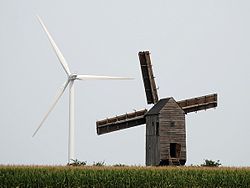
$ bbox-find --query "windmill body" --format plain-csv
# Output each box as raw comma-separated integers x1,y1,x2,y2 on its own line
33,16,132,164
145,97,186,166
96,51,218,166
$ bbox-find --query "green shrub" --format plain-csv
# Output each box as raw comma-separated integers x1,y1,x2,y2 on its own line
113,163,127,167
201,159,221,167
93,161,105,166
68,159,87,166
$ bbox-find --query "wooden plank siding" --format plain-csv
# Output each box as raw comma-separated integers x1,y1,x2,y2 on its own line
146,98,186,165
159,98,186,163
146,115,160,166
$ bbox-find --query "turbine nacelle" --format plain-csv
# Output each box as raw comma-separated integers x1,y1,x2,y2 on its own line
69,74,78,81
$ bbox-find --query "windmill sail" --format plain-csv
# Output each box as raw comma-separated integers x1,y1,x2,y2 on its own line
177,93,217,114
96,109,147,135
138,51,158,104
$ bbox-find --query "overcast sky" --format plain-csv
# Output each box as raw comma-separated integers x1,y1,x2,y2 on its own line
0,0,249,166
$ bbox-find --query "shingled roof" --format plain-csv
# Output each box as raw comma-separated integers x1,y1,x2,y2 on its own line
146,98,172,115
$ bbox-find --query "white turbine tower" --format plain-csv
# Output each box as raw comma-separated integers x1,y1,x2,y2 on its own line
33,16,132,164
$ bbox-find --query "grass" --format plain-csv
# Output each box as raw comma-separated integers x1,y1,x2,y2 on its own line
0,165,250,187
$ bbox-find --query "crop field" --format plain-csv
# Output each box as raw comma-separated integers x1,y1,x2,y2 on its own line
0,165,250,187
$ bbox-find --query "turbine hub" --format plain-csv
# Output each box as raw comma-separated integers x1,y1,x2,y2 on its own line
69,74,77,81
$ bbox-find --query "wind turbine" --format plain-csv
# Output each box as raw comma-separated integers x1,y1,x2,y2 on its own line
33,16,132,164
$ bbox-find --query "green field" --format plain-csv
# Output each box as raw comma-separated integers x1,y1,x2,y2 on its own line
0,165,250,187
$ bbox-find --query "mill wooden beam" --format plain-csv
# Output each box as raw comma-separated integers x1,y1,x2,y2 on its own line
138,51,158,104
96,109,147,135
177,93,217,114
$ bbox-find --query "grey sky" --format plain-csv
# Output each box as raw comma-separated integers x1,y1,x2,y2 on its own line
0,0,249,166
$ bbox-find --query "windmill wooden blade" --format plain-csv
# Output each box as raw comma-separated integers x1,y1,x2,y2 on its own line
138,51,158,104
96,109,147,135
177,93,217,114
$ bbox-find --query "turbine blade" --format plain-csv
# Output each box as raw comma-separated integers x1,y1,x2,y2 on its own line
32,80,70,137
76,75,134,80
37,15,71,76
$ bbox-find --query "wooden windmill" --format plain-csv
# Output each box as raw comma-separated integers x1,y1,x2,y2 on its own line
96,51,218,166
